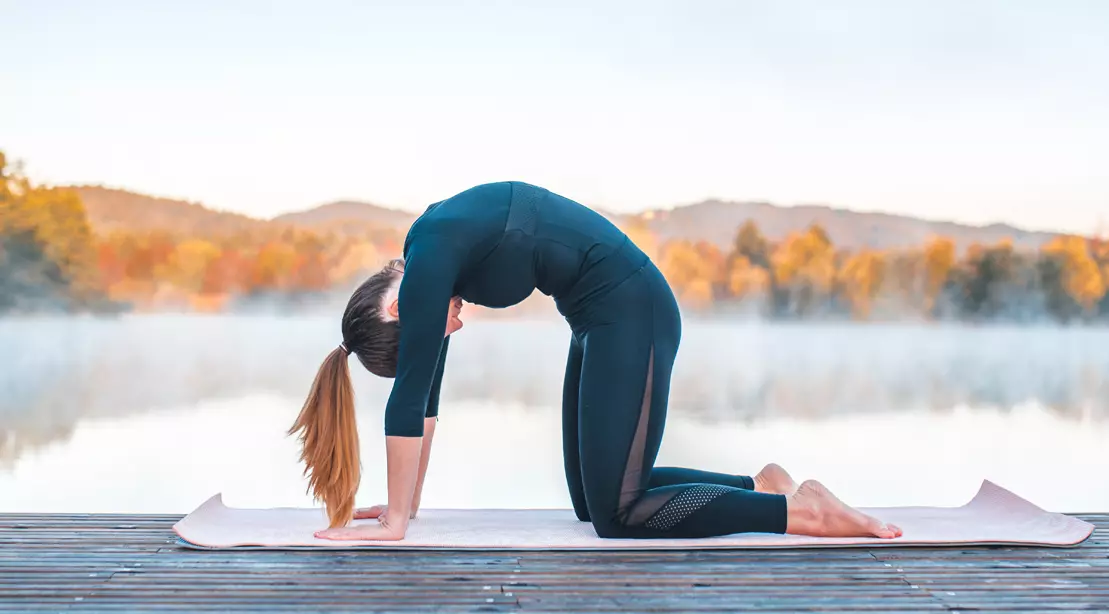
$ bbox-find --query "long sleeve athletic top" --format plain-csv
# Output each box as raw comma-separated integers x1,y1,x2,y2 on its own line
383,181,646,437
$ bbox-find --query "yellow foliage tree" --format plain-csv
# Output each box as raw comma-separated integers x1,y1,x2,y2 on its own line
1042,236,1106,313
161,239,222,294
250,242,299,291
659,240,718,308
837,249,886,319
728,255,771,298
771,224,836,315
329,240,382,286
1,152,100,310
922,237,955,313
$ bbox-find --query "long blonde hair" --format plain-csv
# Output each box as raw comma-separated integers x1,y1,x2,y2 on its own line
288,262,404,527
288,346,361,528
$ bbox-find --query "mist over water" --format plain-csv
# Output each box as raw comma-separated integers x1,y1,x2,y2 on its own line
1,313,1107,514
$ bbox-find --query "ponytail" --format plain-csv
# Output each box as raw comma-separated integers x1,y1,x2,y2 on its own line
288,346,360,528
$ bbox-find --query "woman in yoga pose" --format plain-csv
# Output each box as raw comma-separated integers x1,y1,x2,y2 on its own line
290,181,902,541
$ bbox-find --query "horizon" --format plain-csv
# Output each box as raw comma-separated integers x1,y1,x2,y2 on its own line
3,1,1107,235
63,179,1093,237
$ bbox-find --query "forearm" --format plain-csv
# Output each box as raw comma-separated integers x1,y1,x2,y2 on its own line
382,435,424,532
411,417,436,511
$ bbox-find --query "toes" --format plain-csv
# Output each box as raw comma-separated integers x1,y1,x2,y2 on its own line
870,520,902,539
773,463,796,481
796,479,819,495
800,479,825,492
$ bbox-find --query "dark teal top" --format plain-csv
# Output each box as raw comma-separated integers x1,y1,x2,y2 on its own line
385,181,646,436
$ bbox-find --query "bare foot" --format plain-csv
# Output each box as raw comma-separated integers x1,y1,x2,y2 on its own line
786,480,902,539
753,463,799,495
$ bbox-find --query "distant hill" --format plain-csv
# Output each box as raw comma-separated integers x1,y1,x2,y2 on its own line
274,200,416,229
69,185,1067,251
620,199,1061,252
73,187,413,238
272,201,416,237
74,186,274,236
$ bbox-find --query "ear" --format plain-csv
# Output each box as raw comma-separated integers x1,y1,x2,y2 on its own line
381,274,402,322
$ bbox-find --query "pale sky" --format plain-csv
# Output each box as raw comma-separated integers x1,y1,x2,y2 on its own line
2,0,1107,234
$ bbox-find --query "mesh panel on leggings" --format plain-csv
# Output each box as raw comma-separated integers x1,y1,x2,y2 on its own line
643,484,732,531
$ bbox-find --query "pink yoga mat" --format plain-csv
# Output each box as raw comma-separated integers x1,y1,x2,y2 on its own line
173,480,1093,550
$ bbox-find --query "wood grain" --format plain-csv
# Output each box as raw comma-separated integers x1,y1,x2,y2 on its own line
1,513,1105,611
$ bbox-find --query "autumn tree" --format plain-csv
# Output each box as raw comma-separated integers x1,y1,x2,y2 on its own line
0,151,101,312
922,237,955,316
1039,236,1106,320
770,224,836,318
722,220,775,312
726,255,771,305
948,241,1030,320
289,232,330,293
248,241,298,293
1094,238,1109,319
836,249,886,319
162,239,222,294
659,240,721,308
328,239,382,287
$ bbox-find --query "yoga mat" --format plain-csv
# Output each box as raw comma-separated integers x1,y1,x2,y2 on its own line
173,480,1093,550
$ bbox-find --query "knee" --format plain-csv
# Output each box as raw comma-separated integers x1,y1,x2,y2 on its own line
590,520,623,539
589,512,642,539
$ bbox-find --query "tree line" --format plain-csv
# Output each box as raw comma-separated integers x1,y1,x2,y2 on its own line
1,152,405,313
3,150,1107,322
628,218,1108,323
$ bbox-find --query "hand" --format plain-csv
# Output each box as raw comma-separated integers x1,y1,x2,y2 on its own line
314,516,407,541
353,504,418,520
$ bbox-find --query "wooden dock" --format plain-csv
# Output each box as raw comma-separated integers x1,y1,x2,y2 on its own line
1,512,1107,612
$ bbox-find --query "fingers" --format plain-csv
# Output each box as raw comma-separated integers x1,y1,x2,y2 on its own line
314,528,354,540
352,505,386,519
314,522,407,541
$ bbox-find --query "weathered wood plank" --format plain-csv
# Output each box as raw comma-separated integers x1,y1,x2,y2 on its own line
0,512,1105,612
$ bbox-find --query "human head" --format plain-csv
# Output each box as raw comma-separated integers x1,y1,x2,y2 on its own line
344,258,406,377
341,257,463,375
287,257,463,528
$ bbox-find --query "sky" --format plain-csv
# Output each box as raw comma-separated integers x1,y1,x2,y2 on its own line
1,0,1107,234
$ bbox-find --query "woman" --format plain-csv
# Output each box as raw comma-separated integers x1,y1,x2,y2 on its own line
290,181,901,541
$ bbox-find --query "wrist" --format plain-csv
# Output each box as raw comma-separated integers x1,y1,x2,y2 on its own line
384,508,411,529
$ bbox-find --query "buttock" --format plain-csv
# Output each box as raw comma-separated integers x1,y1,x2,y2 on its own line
565,261,680,341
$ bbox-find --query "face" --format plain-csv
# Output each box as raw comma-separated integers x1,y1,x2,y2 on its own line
383,273,465,338
445,296,464,336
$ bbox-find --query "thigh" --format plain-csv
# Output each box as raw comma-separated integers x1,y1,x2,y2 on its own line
576,266,681,526
577,317,655,527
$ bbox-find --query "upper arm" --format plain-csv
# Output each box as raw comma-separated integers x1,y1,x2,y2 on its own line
425,335,450,419
383,234,463,437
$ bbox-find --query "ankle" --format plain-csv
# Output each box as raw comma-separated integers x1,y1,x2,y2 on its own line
785,493,818,533
753,472,768,493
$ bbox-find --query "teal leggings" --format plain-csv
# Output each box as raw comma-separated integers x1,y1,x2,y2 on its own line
560,261,788,538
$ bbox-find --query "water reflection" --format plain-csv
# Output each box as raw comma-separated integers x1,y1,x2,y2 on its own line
1,393,1106,514
2,315,1108,468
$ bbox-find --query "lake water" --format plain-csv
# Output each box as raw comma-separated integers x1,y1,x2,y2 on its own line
2,314,1108,516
